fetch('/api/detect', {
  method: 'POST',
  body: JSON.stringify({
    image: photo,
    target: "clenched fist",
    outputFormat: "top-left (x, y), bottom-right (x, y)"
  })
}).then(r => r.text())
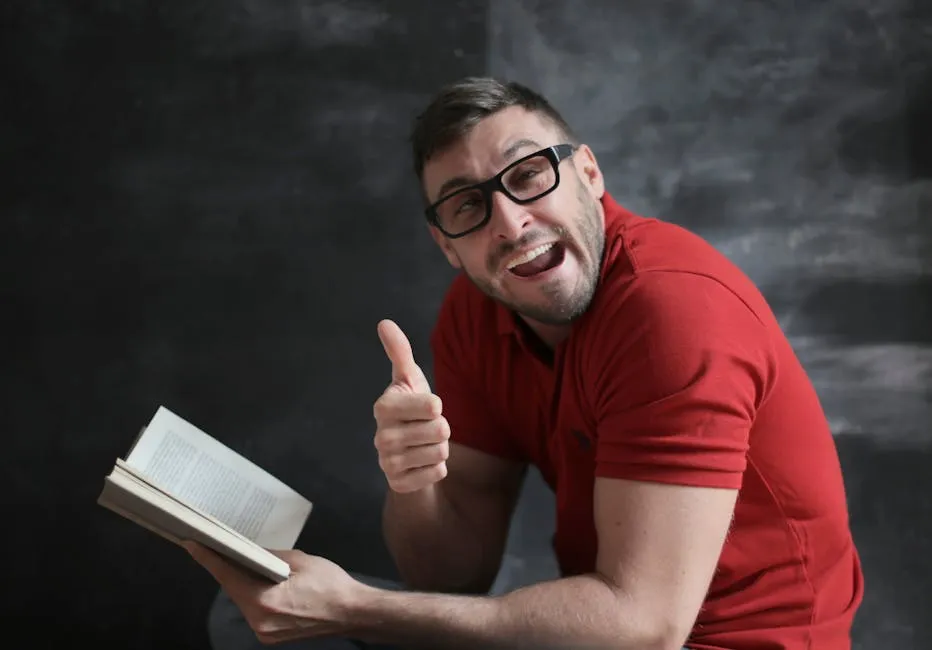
top-left (373, 319), bottom-right (450, 493)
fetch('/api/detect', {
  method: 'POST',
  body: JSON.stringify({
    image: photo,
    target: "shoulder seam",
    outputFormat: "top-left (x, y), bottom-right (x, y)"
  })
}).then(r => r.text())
top-left (629, 267), bottom-right (770, 329)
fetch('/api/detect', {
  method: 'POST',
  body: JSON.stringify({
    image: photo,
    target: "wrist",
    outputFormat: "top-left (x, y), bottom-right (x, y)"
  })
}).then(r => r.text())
top-left (384, 483), bottom-right (448, 532)
top-left (387, 481), bottom-right (441, 508)
top-left (337, 579), bottom-right (389, 640)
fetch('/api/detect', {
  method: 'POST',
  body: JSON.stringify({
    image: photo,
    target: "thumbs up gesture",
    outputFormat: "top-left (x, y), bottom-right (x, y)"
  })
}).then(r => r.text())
top-left (373, 319), bottom-right (450, 493)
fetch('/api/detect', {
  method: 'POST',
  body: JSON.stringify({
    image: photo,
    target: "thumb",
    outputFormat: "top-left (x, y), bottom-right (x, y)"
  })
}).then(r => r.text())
top-left (377, 319), bottom-right (429, 391)
top-left (184, 541), bottom-right (236, 582)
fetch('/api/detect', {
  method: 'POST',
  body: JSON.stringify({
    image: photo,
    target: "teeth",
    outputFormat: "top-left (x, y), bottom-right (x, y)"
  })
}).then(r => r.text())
top-left (506, 243), bottom-right (555, 270)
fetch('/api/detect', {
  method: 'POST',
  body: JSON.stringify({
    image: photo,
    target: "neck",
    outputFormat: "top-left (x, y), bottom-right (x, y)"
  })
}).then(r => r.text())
top-left (519, 316), bottom-right (572, 349)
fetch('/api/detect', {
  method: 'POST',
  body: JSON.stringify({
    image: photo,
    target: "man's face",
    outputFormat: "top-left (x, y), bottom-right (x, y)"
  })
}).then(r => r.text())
top-left (422, 106), bottom-right (607, 327)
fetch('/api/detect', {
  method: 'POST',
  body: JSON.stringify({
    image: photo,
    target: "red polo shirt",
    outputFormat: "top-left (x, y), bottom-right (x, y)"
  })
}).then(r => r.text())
top-left (429, 192), bottom-right (863, 649)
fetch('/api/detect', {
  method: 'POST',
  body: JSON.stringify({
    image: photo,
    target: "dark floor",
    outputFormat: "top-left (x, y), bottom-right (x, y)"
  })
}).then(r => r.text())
top-left (2, 1), bottom-right (930, 649)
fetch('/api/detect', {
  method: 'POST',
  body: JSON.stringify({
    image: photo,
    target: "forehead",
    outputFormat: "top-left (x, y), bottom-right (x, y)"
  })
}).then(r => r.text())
top-left (421, 106), bottom-right (564, 201)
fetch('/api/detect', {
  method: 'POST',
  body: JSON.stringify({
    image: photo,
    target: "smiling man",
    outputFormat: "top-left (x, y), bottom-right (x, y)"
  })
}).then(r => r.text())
top-left (194, 77), bottom-right (864, 650)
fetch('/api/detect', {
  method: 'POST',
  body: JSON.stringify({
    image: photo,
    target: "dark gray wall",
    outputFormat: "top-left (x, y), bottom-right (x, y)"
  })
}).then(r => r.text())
top-left (489, 2), bottom-right (932, 648)
top-left (2, 1), bottom-right (929, 649)
top-left (2, 1), bottom-right (481, 648)
top-left (491, 0), bottom-right (932, 442)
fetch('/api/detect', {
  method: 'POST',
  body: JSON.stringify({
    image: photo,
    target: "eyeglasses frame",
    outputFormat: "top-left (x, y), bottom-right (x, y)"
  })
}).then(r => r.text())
top-left (424, 143), bottom-right (578, 239)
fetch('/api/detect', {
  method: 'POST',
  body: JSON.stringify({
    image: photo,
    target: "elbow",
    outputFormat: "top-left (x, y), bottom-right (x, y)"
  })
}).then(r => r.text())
top-left (642, 622), bottom-right (692, 650)
top-left (615, 618), bottom-right (688, 650)
top-left (607, 586), bottom-right (693, 650)
top-left (633, 611), bottom-right (694, 650)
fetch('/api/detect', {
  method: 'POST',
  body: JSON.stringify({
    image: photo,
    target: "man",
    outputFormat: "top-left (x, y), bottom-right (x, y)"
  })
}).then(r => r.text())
top-left (192, 77), bottom-right (864, 650)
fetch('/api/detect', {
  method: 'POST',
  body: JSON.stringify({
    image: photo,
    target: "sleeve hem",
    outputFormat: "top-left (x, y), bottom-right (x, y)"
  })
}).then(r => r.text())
top-left (594, 462), bottom-right (745, 490)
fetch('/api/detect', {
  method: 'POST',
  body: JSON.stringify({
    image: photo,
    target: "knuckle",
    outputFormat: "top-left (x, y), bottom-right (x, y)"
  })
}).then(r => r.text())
top-left (413, 393), bottom-right (435, 417)
top-left (423, 418), bottom-right (444, 441)
top-left (430, 416), bottom-right (450, 441)
top-left (390, 477), bottom-right (413, 493)
top-left (423, 442), bottom-right (446, 464)
top-left (379, 455), bottom-right (395, 475)
top-left (373, 391), bottom-right (403, 421)
top-left (375, 427), bottom-right (407, 455)
top-left (432, 461), bottom-right (449, 482)
top-left (437, 440), bottom-right (450, 462)
top-left (373, 427), bottom-right (392, 452)
top-left (372, 398), bottom-right (387, 421)
top-left (438, 416), bottom-right (451, 440)
top-left (386, 454), bottom-right (406, 476)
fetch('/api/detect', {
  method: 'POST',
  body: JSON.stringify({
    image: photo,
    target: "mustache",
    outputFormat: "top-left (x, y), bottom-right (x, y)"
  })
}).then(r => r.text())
top-left (487, 227), bottom-right (570, 272)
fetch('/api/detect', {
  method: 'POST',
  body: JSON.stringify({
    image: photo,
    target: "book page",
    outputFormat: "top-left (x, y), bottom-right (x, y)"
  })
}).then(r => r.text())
top-left (98, 467), bottom-right (290, 582)
top-left (125, 406), bottom-right (312, 549)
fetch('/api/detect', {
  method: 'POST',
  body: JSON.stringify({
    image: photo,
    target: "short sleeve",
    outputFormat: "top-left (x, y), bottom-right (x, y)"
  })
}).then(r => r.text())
top-left (430, 286), bottom-right (525, 461)
top-left (592, 271), bottom-right (777, 490)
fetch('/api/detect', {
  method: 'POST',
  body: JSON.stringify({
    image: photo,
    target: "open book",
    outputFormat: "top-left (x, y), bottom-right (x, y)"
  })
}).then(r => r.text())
top-left (97, 406), bottom-right (313, 583)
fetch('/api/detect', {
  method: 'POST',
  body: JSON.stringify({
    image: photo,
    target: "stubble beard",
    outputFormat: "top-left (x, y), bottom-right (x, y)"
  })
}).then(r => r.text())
top-left (466, 185), bottom-right (605, 326)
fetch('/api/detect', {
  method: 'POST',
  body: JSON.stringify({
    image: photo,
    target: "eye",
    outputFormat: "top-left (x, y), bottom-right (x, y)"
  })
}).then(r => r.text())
top-left (506, 160), bottom-right (548, 188)
top-left (450, 192), bottom-right (484, 219)
top-left (456, 197), bottom-right (479, 214)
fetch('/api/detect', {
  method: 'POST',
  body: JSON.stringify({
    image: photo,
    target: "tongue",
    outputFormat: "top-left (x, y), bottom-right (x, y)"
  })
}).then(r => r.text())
top-left (510, 245), bottom-right (563, 277)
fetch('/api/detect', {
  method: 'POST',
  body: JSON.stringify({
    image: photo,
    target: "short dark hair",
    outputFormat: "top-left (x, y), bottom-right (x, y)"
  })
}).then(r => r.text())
top-left (409, 77), bottom-right (578, 183)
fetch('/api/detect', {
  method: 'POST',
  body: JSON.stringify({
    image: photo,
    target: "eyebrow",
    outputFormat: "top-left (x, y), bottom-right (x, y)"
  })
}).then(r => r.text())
top-left (501, 138), bottom-right (541, 162)
top-left (432, 138), bottom-right (543, 203)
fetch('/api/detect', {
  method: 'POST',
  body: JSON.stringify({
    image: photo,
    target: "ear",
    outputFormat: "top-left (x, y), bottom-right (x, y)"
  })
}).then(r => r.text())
top-left (573, 144), bottom-right (605, 200)
top-left (427, 224), bottom-right (463, 269)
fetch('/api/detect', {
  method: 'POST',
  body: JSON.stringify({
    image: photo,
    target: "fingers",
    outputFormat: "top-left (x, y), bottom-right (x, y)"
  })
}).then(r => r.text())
top-left (378, 440), bottom-right (450, 474)
top-left (377, 319), bottom-right (427, 390)
top-left (374, 320), bottom-right (449, 493)
top-left (373, 390), bottom-right (442, 424)
top-left (376, 417), bottom-right (450, 493)
top-left (264, 549), bottom-right (303, 565)
top-left (375, 415), bottom-right (450, 451)
top-left (385, 461), bottom-right (449, 494)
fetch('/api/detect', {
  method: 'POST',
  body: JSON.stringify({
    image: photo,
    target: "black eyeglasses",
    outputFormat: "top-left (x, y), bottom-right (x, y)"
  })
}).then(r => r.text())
top-left (424, 143), bottom-right (577, 238)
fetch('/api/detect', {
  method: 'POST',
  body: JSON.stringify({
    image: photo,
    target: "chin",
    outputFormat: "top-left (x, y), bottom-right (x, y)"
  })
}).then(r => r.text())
top-left (466, 260), bottom-right (597, 324)
top-left (510, 277), bottom-right (598, 325)
top-left (517, 297), bottom-right (592, 326)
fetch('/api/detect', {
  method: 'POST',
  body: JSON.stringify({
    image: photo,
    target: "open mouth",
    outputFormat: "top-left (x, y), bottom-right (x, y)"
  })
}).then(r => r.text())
top-left (505, 242), bottom-right (566, 278)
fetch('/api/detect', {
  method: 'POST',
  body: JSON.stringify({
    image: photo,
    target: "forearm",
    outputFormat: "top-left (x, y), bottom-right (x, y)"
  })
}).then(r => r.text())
top-left (345, 573), bottom-right (678, 650)
top-left (382, 485), bottom-right (494, 593)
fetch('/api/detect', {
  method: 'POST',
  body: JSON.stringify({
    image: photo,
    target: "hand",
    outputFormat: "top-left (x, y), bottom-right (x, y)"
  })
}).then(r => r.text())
top-left (374, 319), bottom-right (450, 493)
top-left (184, 542), bottom-right (360, 644)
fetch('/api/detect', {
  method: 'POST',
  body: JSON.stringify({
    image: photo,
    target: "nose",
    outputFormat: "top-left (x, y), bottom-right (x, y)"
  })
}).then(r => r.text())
top-left (487, 191), bottom-right (532, 240)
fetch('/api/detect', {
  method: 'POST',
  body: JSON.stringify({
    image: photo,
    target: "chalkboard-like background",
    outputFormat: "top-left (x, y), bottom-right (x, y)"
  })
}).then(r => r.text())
top-left (2, 1), bottom-right (930, 649)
